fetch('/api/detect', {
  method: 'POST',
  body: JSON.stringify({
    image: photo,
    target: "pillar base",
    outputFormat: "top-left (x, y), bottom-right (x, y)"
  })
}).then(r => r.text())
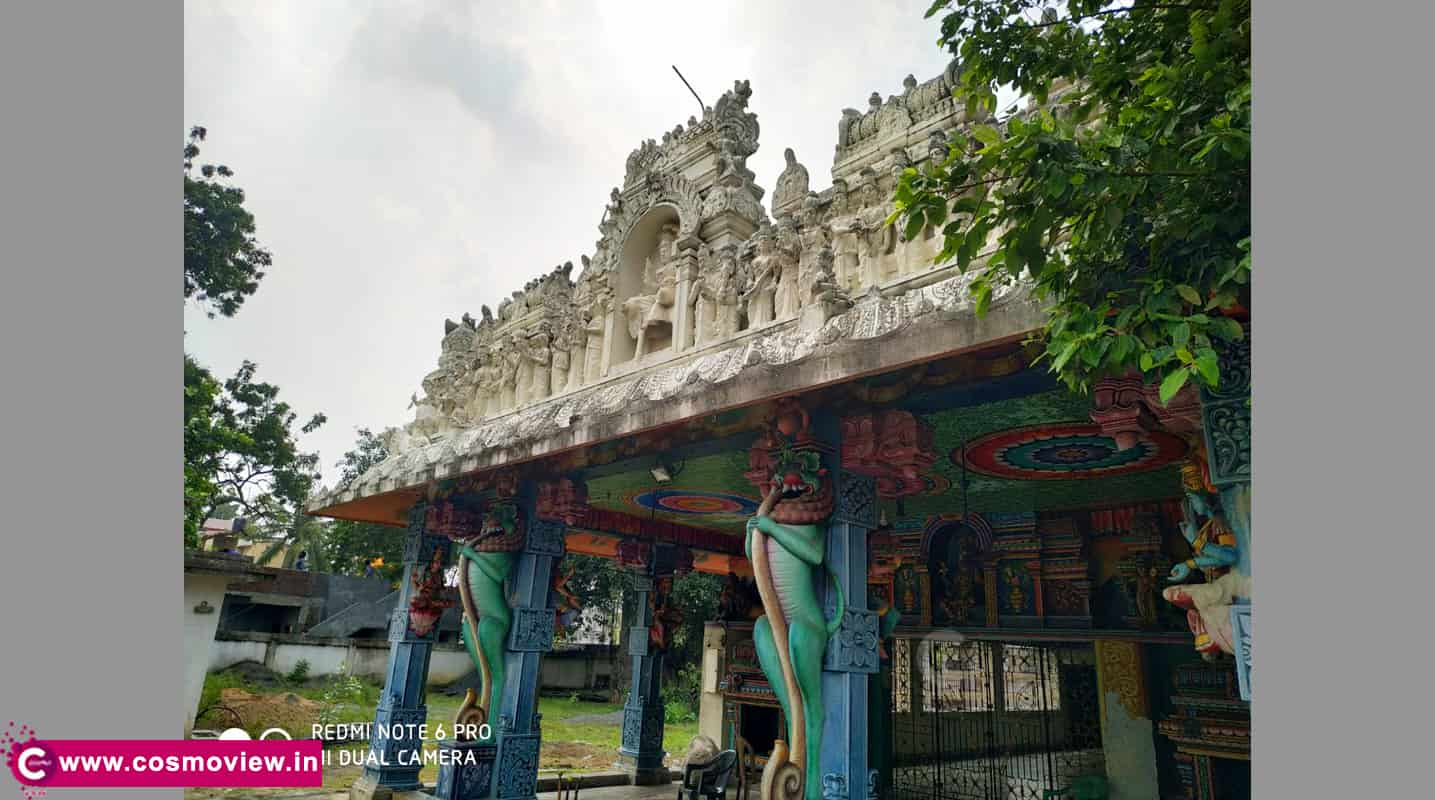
top-left (349, 773), bottom-right (395, 800)
top-left (618, 754), bottom-right (670, 786)
top-left (434, 739), bottom-right (497, 800)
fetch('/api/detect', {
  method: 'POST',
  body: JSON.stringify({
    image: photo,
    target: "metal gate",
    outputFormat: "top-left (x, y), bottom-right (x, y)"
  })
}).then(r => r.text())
top-left (889, 637), bottom-right (1104, 800)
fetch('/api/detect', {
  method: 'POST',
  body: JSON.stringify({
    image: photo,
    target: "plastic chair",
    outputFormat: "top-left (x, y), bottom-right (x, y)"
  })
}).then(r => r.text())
top-left (678, 749), bottom-right (738, 800)
top-left (1043, 774), bottom-right (1109, 800)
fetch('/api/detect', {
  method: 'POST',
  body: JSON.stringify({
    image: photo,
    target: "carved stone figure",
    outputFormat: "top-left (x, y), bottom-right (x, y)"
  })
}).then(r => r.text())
top-left (623, 222), bottom-right (680, 357)
top-left (796, 194), bottom-right (830, 303)
top-left (500, 333), bottom-right (521, 411)
top-left (550, 323), bottom-right (572, 396)
top-left (772, 147), bottom-right (810, 217)
top-left (927, 129), bottom-right (949, 166)
top-left (743, 226), bottom-right (778, 328)
top-left (857, 169), bottom-right (891, 285)
top-left (475, 347), bottom-right (502, 419)
top-left (715, 245), bottom-right (742, 339)
top-left (525, 325), bottom-right (552, 403)
top-left (773, 218), bottom-right (802, 320)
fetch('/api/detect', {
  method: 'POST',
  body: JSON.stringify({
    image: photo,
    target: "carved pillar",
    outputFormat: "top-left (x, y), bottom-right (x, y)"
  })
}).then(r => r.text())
top-left (618, 543), bottom-right (677, 784)
top-left (351, 502), bottom-right (451, 800)
top-left (1094, 640), bottom-right (1159, 800)
top-left (672, 249), bottom-right (699, 352)
top-left (1199, 328), bottom-right (1251, 571)
top-left (487, 482), bottom-right (564, 800)
top-left (817, 413), bottom-right (881, 800)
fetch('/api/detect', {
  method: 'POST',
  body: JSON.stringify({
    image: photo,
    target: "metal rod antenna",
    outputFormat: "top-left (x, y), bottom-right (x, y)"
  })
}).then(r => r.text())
top-left (672, 65), bottom-right (706, 115)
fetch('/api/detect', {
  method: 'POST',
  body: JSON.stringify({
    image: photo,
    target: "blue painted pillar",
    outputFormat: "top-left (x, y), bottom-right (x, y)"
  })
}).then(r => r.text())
top-left (351, 501), bottom-right (451, 800)
top-left (1200, 323), bottom-right (1252, 700)
top-left (489, 480), bottom-right (565, 800)
top-left (617, 544), bottom-right (674, 784)
top-left (816, 414), bottom-right (881, 800)
top-left (1199, 325), bottom-right (1252, 574)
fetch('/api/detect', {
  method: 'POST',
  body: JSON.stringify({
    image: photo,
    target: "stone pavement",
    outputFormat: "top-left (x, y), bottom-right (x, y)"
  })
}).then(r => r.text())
top-left (537, 783), bottom-right (692, 799)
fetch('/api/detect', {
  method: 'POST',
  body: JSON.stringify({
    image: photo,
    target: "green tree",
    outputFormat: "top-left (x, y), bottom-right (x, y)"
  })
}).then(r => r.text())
top-left (666, 570), bottom-right (722, 670)
top-left (185, 126), bottom-right (273, 319)
top-left (558, 553), bottom-right (632, 644)
top-left (894, 0), bottom-right (1250, 400)
top-left (183, 355), bottom-right (326, 548)
top-left (325, 428), bottom-right (405, 578)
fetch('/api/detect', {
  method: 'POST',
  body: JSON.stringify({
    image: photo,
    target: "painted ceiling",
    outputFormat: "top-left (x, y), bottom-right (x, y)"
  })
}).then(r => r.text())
top-left (583, 375), bottom-right (1186, 537)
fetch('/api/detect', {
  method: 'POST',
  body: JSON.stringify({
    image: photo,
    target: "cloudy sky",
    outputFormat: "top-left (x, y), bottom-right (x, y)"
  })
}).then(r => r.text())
top-left (183, 0), bottom-right (959, 484)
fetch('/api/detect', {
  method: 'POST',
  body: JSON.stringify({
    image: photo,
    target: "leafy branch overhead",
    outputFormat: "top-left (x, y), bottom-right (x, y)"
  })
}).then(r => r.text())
top-left (184, 126), bottom-right (273, 319)
top-left (893, 0), bottom-right (1250, 400)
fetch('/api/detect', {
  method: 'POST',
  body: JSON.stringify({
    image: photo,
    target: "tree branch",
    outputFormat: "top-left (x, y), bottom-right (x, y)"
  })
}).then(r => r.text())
top-left (1019, 3), bottom-right (1216, 30)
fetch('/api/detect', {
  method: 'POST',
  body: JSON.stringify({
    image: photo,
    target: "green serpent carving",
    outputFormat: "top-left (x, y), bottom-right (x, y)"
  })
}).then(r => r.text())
top-left (452, 500), bottom-right (523, 739)
top-left (745, 448), bottom-right (843, 800)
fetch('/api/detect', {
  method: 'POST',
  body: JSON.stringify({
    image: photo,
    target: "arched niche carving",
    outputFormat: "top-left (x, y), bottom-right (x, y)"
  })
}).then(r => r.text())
top-left (921, 514), bottom-right (994, 627)
top-left (614, 206), bottom-right (682, 363)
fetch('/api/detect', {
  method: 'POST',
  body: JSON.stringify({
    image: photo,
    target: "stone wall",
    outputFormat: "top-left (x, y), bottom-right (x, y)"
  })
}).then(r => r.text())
top-left (208, 631), bottom-right (617, 691)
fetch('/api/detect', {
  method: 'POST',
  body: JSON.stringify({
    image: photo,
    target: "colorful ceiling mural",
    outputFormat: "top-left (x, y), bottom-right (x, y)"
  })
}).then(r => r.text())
top-left (958, 423), bottom-right (1187, 481)
top-left (583, 377), bottom-right (1185, 536)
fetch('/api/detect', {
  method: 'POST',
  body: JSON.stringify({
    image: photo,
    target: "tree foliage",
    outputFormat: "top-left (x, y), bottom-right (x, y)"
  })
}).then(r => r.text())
top-left (183, 355), bottom-right (326, 547)
top-left (894, 0), bottom-right (1250, 400)
top-left (326, 428), bottom-right (405, 579)
top-left (184, 126), bottom-right (272, 319)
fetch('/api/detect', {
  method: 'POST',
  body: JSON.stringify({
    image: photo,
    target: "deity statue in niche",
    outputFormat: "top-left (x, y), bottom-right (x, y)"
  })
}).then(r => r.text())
top-left (742, 225), bottom-right (778, 327)
top-left (857, 169), bottom-right (893, 286)
top-left (807, 246), bottom-right (850, 314)
top-left (693, 244), bottom-right (742, 347)
top-left (469, 348), bottom-right (497, 420)
top-left (691, 244), bottom-right (718, 348)
top-left (583, 305), bottom-right (605, 384)
top-left (622, 222), bottom-right (680, 357)
top-left (796, 194), bottom-right (830, 302)
top-left (1132, 556), bottom-right (1162, 629)
top-left (930, 526), bottom-right (985, 626)
top-left (564, 317), bottom-right (587, 393)
top-left (827, 178), bottom-right (864, 293)
top-left (773, 217), bottom-right (803, 319)
top-left (501, 332), bottom-right (522, 411)
top-left (526, 325), bottom-right (552, 403)
top-left (1002, 565), bottom-right (1032, 614)
top-left (894, 564), bottom-right (921, 617)
top-left (714, 245), bottom-right (742, 338)
top-left (512, 332), bottom-right (534, 408)
top-left (550, 323), bottom-right (571, 396)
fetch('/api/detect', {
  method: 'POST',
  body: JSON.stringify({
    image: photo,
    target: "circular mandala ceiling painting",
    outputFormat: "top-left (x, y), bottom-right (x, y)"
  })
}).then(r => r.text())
top-left (955, 423), bottom-right (1187, 481)
top-left (632, 490), bottom-right (760, 517)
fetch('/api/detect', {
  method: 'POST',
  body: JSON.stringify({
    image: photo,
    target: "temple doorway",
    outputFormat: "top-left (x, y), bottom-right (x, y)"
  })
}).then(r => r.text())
top-left (888, 638), bottom-right (1104, 800)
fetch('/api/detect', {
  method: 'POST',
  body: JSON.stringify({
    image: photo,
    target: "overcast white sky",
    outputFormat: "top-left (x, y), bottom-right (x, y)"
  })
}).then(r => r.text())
top-left (183, 1), bottom-right (960, 484)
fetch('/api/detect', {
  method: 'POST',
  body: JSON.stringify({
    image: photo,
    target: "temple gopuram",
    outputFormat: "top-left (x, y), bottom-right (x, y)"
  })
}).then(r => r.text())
top-left (309, 61), bottom-right (1252, 800)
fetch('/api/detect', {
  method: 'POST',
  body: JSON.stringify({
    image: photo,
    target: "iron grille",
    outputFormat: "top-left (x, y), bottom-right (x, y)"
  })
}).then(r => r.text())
top-left (889, 638), bottom-right (1104, 799)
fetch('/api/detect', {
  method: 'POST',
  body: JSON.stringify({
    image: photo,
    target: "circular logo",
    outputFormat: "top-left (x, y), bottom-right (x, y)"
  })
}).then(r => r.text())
top-left (218, 728), bottom-right (252, 741)
top-left (13, 742), bottom-right (56, 786)
top-left (632, 490), bottom-right (759, 517)
top-left (955, 424), bottom-right (1187, 480)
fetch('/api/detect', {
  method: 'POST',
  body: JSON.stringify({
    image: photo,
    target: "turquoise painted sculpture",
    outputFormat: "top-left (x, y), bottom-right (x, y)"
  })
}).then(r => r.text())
top-left (1168, 458), bottom-right (1239, 583)
top-left (745, 446), bottom-right (844, 800)
top-left (450, 500), bottom-right (524, 739)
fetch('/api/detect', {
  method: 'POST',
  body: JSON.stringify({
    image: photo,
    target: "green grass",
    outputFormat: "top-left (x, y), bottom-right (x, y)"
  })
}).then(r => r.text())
top-left (534, 695), bottom-right (700, 758)
top-left (195, 667), bottom-right (700, 782)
